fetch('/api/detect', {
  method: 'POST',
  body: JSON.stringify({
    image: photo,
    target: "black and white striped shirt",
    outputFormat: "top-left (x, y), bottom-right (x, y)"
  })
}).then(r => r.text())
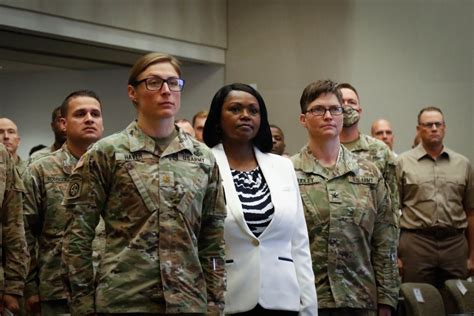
top-left (231, 166), bottom-right (274, 237)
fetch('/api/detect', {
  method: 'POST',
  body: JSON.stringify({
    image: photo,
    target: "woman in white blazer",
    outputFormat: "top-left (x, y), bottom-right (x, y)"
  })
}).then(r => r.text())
top-left (203, 83), bottom-right (317, 315)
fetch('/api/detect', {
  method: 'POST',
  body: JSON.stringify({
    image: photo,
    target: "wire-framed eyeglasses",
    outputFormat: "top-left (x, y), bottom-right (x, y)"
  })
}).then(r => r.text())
top-left (133, 76), bottom-right (185, 92)
top-left (305, 105), bottom-right (343, 116)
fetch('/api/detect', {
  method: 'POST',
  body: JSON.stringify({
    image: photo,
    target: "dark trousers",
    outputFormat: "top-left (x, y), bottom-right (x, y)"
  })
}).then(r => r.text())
top-left (399, 229), bottom-right (468, 288)
top-left (399, 229), bottom-right (468, 314)
top-left (230, 304), bottom-right (298, 316)
top-left (318, 309), bottom-right (376, 316)
top-left (97, 313), bottom-right (205, 316)
top-left (40, 299), bottom-right (70, 315)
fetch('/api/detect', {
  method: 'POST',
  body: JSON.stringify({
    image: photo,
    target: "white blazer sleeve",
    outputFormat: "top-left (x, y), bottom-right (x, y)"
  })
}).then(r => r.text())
top-left (288, 159), bottom-right (318, 316)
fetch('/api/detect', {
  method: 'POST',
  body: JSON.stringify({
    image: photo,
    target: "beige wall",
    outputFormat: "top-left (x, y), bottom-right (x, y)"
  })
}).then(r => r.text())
top-left (0, 0), bottom-right (226, 48)
top-left (1, 64), bottom-right (224, 159)
top-left (1, 0), bottom-right (472, 161)
top-left (227, 0), bottom-right (474, 162)
top-left (0, 0), bottom-right (227, 158)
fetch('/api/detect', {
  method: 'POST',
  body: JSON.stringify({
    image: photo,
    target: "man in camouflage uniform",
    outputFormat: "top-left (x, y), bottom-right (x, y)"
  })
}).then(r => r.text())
top-left (337, 83), bottom-right (400, 222)
top-left (292, 80), bottom-right (399, 315)
top-left (62, 53), bottom-right (226, 315)
top-left (23, 90), bottom-right (104, 315)
top-left (29, 106), bottom-right (66, 162)
top-left (0, 143), bottom-right (28, 315)
top-left (0, 118), bottom-right (27, 176)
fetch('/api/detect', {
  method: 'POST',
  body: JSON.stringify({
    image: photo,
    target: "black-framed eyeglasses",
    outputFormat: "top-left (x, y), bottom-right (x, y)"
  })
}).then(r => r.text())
top-left (305, 105), bottom-right (343, 117)
top-left (419, 121), bottom-right (444, 129)
top-left (133, 76), bottom-right (185, 92)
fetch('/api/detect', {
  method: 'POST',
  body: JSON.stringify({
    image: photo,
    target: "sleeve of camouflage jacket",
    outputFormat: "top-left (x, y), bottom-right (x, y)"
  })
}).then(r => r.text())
top-left (384, 150), bottom-right (400, 223)
top-left (197, 161), bottom-right (227, 314)
top-left (2, 159), bottom-right (28, 296)
top-left (62, 150), bottom-right (105, 315)
top-left (371, 176), bottom-right (400, 309)
top-left (22, 166), bottom-right (43, 298)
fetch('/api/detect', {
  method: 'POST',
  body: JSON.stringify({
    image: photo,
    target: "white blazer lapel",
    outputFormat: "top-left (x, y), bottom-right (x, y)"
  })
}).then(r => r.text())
top-left (254, 148), bottom-right (283, 238)
top-left (212, 144), bottom-right (254, 237)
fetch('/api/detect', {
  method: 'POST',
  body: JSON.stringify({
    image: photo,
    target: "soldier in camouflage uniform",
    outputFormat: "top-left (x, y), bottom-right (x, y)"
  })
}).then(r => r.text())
top-left (29, 106), bottom-right (66, 162)
top-left (0, 143), bottom-right (28, 315)
top-left (292, 80), bottom-right (399, 316)
top-left (0, 118), bottom-right (27, 176)
top-left (337, 83), bottom-right (400, 222)
top-left (62, 53), bottom-right (226, 316)
top-left (23, 90), bottom-right (104, 315)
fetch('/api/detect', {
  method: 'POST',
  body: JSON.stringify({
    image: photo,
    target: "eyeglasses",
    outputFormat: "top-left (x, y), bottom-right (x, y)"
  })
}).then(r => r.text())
top-left (133, 76), bottom-right (185, 92)
top-left (419, 121), bottom-right (444, 129)
top-left (305, 105), bottom-right (343, 117)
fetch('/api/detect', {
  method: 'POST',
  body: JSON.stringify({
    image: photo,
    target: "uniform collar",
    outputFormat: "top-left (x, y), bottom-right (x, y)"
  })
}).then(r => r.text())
top-left (413, 143), bottom-right (450, 161)
top-left (60, 143), bottom-right (79, 175)
top-left (342, 133), bottom-right (371, 151)
top-left (125, 120), bottom-right (194, 157)
top-left (294, 144), bottom-right (358, 179)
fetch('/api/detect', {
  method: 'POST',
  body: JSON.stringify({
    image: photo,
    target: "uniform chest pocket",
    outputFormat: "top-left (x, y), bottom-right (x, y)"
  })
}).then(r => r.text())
top-left (352, 207), bottom-right (376, 235)
top-left (43, 180), bottom-right (71, 230)
top-left (0, 164), bottom-right (6, 203)
top-left (347, 177), bottom-right (377, 235)
top-left (125, 161), bottom-right (160, 214)
top-left (404, 173), bottom-right (435, 201)
top-left (0, 184), bottom-right (4, 206)
top-left (172, 167), bottom-right (209, 233)
top-left (444, 175), bottom-right (466, 202)
top-left (0, 178), bottom-right (5, 206)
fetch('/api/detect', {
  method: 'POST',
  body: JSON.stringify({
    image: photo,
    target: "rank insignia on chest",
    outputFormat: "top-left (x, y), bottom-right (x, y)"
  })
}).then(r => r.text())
top-left (328, 190), bottom-right (342, 203)
top-left (159, 171), bottom-right (174, 187)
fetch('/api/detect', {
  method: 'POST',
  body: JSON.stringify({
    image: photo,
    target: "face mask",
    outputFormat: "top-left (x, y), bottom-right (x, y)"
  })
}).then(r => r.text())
top-left (343, 107), bottom-right (361, 127)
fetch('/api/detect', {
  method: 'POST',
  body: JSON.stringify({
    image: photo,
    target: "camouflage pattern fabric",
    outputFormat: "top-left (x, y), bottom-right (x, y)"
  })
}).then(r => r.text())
top-left (0, 143), bottom-right (28, 296)
top-left (28, 144), bottom-right (55, 163)
top-left (22, 144), bottom-right (79, 301)
top-left (291, 145), bottom-right (399, 310)
top-left (15, 157), bottom-right (27, 177)
top-left (23, 144), bottom-right (105, 303)
top-left (62, 121), bottom-right (226, 315)
top-left (342, 134), bottom-right (400, 223)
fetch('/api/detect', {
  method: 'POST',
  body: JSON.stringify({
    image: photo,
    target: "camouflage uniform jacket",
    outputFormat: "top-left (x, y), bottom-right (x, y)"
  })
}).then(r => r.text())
top-left (62, 121), bottom-right (226, 315)
top-left (291, 145), bottom-right (399, 309)
top-left (22, 143), bottom-right (79, 301)
top-left (0, 144), bottom-right (28, 296)
top-left (343, 133), bottom-right (400, 222)
top-left (15, 157), bottom-right (27, 177)
top-left (28, 144), bottom-right (56, 163)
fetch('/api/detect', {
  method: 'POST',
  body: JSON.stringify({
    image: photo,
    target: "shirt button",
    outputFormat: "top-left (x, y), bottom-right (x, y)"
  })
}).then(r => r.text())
top-left (251, 239), bottom-right (260, 246)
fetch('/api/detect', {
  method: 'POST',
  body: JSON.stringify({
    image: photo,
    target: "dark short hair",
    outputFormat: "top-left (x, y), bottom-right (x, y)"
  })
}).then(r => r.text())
top-left (300, 80), bottom-right (343, 113)
top-left (337, 82), bottom-right (360, 102)
top-left (60, 90), bottom-right (102, 117)
top-left (29, 144), bottom-right (47, 157)
top-left (52, 106), bottom-right (62, 122)
top-left (203, 83), bottom-right (272, 153)
top-left (417, 106), bottom-right (444, 124)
